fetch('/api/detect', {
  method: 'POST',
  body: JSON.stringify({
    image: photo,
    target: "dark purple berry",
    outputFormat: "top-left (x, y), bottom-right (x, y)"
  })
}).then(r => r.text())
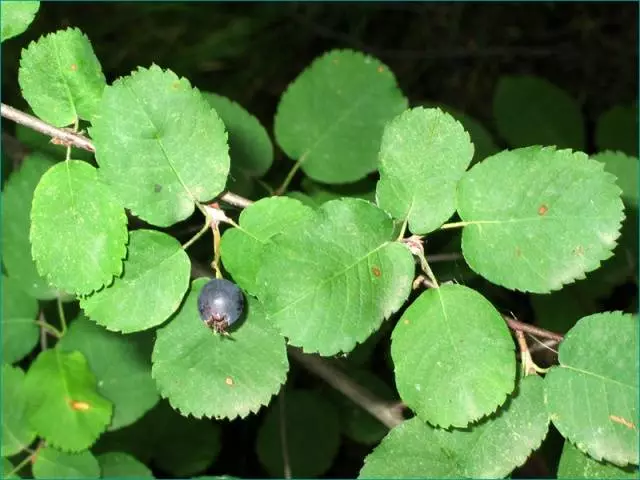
top-left (197, 278), bottom-right (245, 334)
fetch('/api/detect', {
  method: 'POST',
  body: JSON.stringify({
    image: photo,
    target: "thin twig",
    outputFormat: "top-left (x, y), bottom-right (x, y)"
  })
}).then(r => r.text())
top-left (425, 252), bottom-right (463, 263)
top-left (503, 315), bottom-right (564, 342)
top-left (1, 103), bottom-right (255, 210)
top-left (288, 347), bottom-right (404, 429)
top-left (278, 392), bottom-right (292, 479)
top-left (38, 311), bottom-right (48, 350)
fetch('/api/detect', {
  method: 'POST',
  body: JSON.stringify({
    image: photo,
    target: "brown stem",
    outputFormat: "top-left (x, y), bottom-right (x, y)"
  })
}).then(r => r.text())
top-left (503, 315), bottom-right (564, 342)
top-left (1, 102), bottom-right (255, 210)
top-left (288, 347), bottom-right (404, 429)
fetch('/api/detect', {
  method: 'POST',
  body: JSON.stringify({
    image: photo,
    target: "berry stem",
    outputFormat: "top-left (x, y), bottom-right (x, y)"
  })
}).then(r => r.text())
top-left (182, 216), bottom-right (212, 250)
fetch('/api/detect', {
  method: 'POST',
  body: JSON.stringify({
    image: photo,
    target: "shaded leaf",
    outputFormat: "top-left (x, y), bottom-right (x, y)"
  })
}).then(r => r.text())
top-left (220, 196), bottom-right (314, 295)
top-left (96, 452), bottom-right (152, 478)
top-left (80, 229), bottom-right (190, 333)
top-left (376, 107), bottom-right (474, 234)
top-left (457, 146), bottom-right (624, 293)
top-left (23, 349), bottom-right (113, 451)
top-left (152, 279), bottom-right (288, 420)
top-left (360, 376), bottom-right (549, 478)
top-left (18, 27), bottom-right (106, 126)
top-left (2, 153), bottom-right (61, 299)
top-left (1, 1), bottom-right (39, 43)
top-left (2, 277), bottom-right (39, 364)
top-left (94, 401), bottom-right (221, 477)
top-left (32, 448), bottom-right (99, 479)
top-left (391, 284), bottom-right (515, 427)
top-left (275, 49), bottom-right (407, 184)
top-left (58, 316), bottom-right (159, 431)
top-left (256, 390), bottom-right (340, 478)
top-left (91, 65), bottom-right (229, 227)
top-left (30, 160), bottom-right (128, 296)
top-left (256, 198), bottom-right (414, 356)
top-left (546, 312), bottom-right (638, 467)
top-left (493, 75), bottom-right (585, 150)
top-left (2, 365), bottom-right (36, 457)
top-left (203, 92), bottom-right (273, 177)
top-left (595, 105), bottom-right (638, 157)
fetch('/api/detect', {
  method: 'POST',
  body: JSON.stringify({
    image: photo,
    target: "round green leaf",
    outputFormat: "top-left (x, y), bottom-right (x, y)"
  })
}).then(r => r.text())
top-left (257, 198), bottom-right (414, 356)
top-left (32, 448), bottom-right (99, 479)
top-left (360, 375), bottom-right (549, 478)
top-left (493, 75), bottom-right (585, 150)
top-left (274, 49), bottom-right (408, 184)
top-left (220, 197), bottom-right (314, 295)
top-left (97, 452), bottom-right (152, 478)
top-left (203, 92), bottom-right (273, 177)
top-left (558, 441), bottom-right (639, 479)
top-left (2, 365), bottom-right (36, 457)
top-left (592, 151), bottom-right (638, 206)
top-left (30, 160), bottom-right (128, 296)
top-left (152, 279), bottom-right (289, 419)
top-left (80, 229), bottom-right (190, 333)
top-left (1, 1), bottom-right (39, 42)
top-left (391, 284), bottom-right (515, 428)
top-left (256, 390), bottom-right (340, 478)
top-left (545, 312), bottom-right (638, 467)
top-left (376, 107), bottom-right (474, 234)
top-left (23, 349), bottom-right (113, 452)
top-left (457, 146), bottom-right (624, 293)
top-left (94, 401), bottom-right (221, 475)
top-left (422, 101), bottom-right (499, 163)
top-left (91, 65), bottom-right (230, 227)
top-left (19, 27), bottom-right (106, 126)
top-left (595, 105), bottom-right (638, 157)
top-left (2, 153), bottom-right (62, 299)
top-left (58, 316), bottom-right (159, 431)
top-left (2, 277), bottom-right (39, 364)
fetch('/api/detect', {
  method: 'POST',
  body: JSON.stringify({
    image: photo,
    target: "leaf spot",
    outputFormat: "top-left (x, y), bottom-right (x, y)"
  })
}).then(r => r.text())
top-left (573, 245), bottom-right (585, 256)
top-left (70, 63), bottom-right (78, 71)
top-left (225, 376), bottom-right (234, 386)
top-left (154, 184), bottom-right (162, 193)
top-left (372, 266), bottom-right (382, 277)
top-left (69, 400), bottom-right (90, 411)
top-left (610, 415), bottom-right (636, 430)
top-left (515, 247), bottom-right (522, 257)
top-left (403, 319), bottom-right (410, 325)
top-left (377, 65), bottom-right (384, 73)
top-left (538, 204), bottom-right (549, 215)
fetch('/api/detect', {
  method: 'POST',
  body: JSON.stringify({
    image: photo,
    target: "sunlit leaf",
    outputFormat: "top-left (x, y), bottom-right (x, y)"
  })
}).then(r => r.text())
top-left (391, 284), bottom-right (515, 427)
top-left (1, 1), bottom-right (39, 42)
top-left (30, 160), bottom-right (128, 295)
top-left (376, 107), bottom-right (474, 234)
top-left (546, 312), bottom-right (638, 467)
top-left (19, 28), bottom-right (106, 126)
top-left (91, 65), bottom-right (229, 227)
top-left (457, 146), bottom-right (624, 293)
top-left (256, 198), bottom-right (414, 356)
top-left (23, 349), bottom-right (113, 451)
top-left (80, 229), bottom-right (190, 333)
top-left (152, 279), bottom-right (288, 420)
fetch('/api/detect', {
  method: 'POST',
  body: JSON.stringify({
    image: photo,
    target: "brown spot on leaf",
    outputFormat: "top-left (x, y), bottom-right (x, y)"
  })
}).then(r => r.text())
top-left (172, 81), bottom-right (181, 89)
top-left (69, 400), bottom-right (90, 411)
top-left (70, 64), bottom-right (78, 71)
top-left (610, 415), bottom-right (636, 430)
top-left (403, 319), bottom-right (410, 325)
top-left (574, 245), bottom-right (585, 256)
top-left (225, 377), bottom-right (234, 386)
top-left (377, 66), bottom-right (384, 73)
top-left (154, 184), bottom-right (162, 193)
top-left (372, 266), bottom-right (381, 277)
top-left (515, 247), bottom-right (522, 257)
top-left (538, 204), bottom-right (549, 216)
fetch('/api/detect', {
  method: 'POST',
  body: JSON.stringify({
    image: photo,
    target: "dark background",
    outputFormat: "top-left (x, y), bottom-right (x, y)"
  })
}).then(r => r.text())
top-left (2, 2), bottom-right (638, 478)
